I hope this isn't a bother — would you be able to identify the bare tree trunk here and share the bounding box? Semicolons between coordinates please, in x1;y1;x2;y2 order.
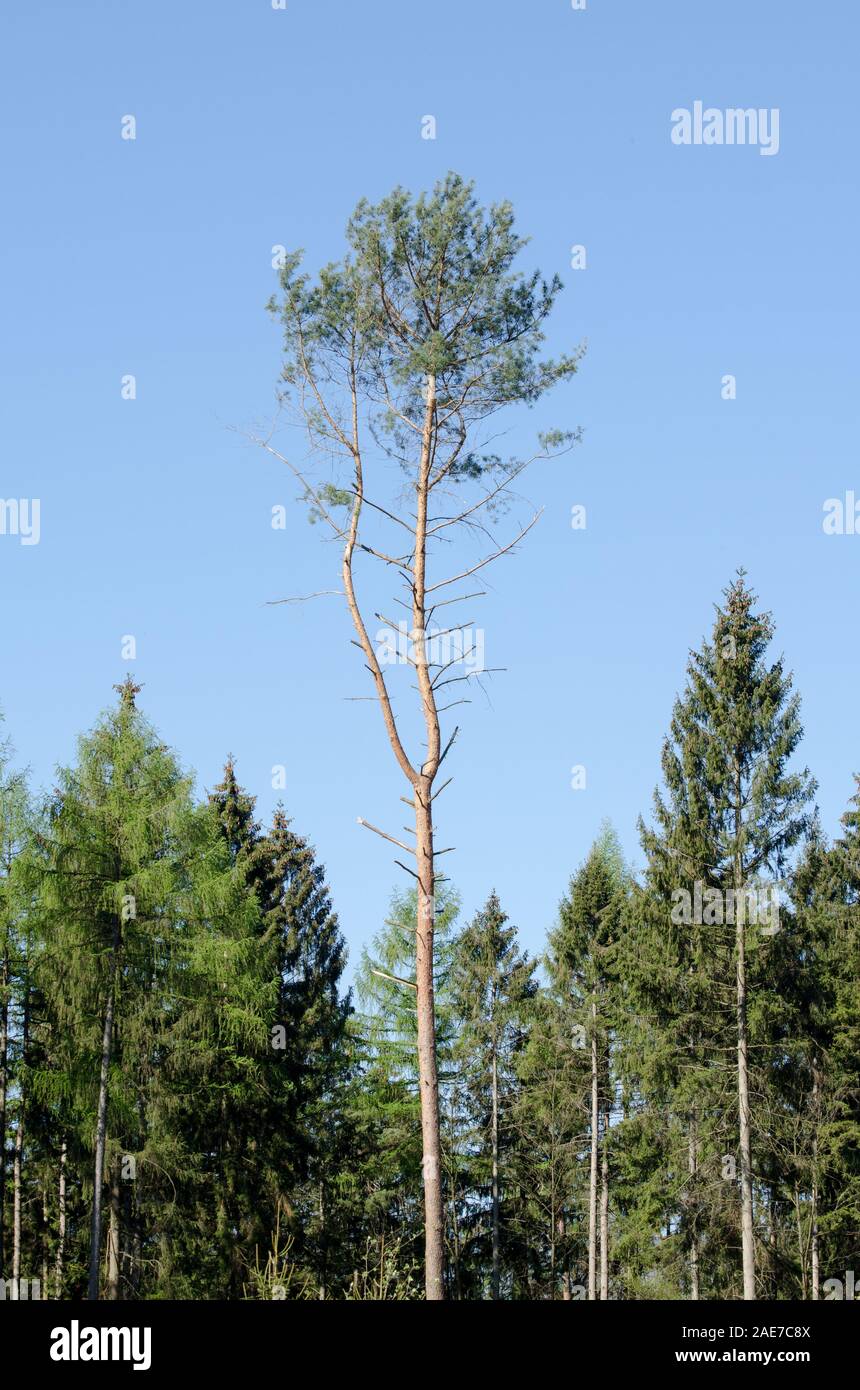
131;1211;142;1300
415;786;443;1298
449;1186;461;1301
54;1137;66;1299
688;1119;700;1300
0;950;8;1275
734;814;755;1300
41;1182;48;1294
447;1093;462;1301
318;1182;326;1301
558;1212;571;1299
600;1104;609;1300
412;373;445;1300
811;1067;820;1301
341;369;446;1299
88;919;120;1301
793;1188;807;1299
737;927;755;1298
588;996;599;1301
107;1167;121;1299
491;1048;500;1300
11;1104;23;1290
11;992;28;1293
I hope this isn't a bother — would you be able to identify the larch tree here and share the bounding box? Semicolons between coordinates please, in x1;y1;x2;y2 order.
260;173;581;1296
31;678;194;1299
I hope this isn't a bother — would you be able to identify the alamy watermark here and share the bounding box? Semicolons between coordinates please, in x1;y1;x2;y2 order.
671;102;780;157
823;1270;857;1300
823;492;860;534
0;498;40;545
670;881;780;934
375;620;485;675
0;1276;41;1299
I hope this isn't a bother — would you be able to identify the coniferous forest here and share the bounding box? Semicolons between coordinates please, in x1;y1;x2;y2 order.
1;566;858;1301
3;10;859;1338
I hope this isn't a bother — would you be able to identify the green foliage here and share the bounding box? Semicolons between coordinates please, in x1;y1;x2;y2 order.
0;573;857;1301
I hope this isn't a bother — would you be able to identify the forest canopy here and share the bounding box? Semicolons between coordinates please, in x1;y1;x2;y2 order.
1;576;857;1302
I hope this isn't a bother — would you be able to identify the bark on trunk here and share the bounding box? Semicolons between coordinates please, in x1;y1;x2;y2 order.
0;951;8;1276
600;1104;609;1300
11;992;28;1291
88;919;121;1301
412;373;445;1300
588;996;599;1300
688;1119;700;1300
318;1183;326;1301
558;1213;571;1300
107;1167;121;1299
811;1069;820;1301
41;1183;48;1294
735;821;755;1300
341;367;446;1299
491;1047;500;1300
55;1137;67;1299
11;1104;23;1288
415;785;444;1299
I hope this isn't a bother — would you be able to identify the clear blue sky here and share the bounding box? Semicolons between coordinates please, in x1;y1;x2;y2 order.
2;0;858;980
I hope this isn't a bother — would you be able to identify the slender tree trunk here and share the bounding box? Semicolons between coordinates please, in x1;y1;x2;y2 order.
449;1184;462;1301
794;1195;805;1301
600;1103;609;1300
811;1068;820;1301
107;1167;121;1299
318;1182;326;1301
412;373;445;1300
40;1183;48;1295
734;811;755;1300
558;1212;571;1300
11;1105;23;1290
131;1211;142;1300
688;1118;700;1300
12;992;28;1293
491;1047;500;1300
448;1095;462;1301
342;368;445;1299
0;950;8;1276
88;919;121;1301
54;1137;66;1299
415;785;443;1299
736;924;755;1297
588;996;598;1300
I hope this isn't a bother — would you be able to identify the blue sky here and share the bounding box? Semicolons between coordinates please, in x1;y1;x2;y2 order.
2;0;858;979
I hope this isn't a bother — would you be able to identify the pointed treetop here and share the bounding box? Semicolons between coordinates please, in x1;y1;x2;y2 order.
114;676;143;709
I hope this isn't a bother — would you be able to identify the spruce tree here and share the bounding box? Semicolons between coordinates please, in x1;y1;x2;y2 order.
553;827;624;1299
165;759;350;1298
449;892;535;1298
790;788;860;1295
637;574;815;1299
